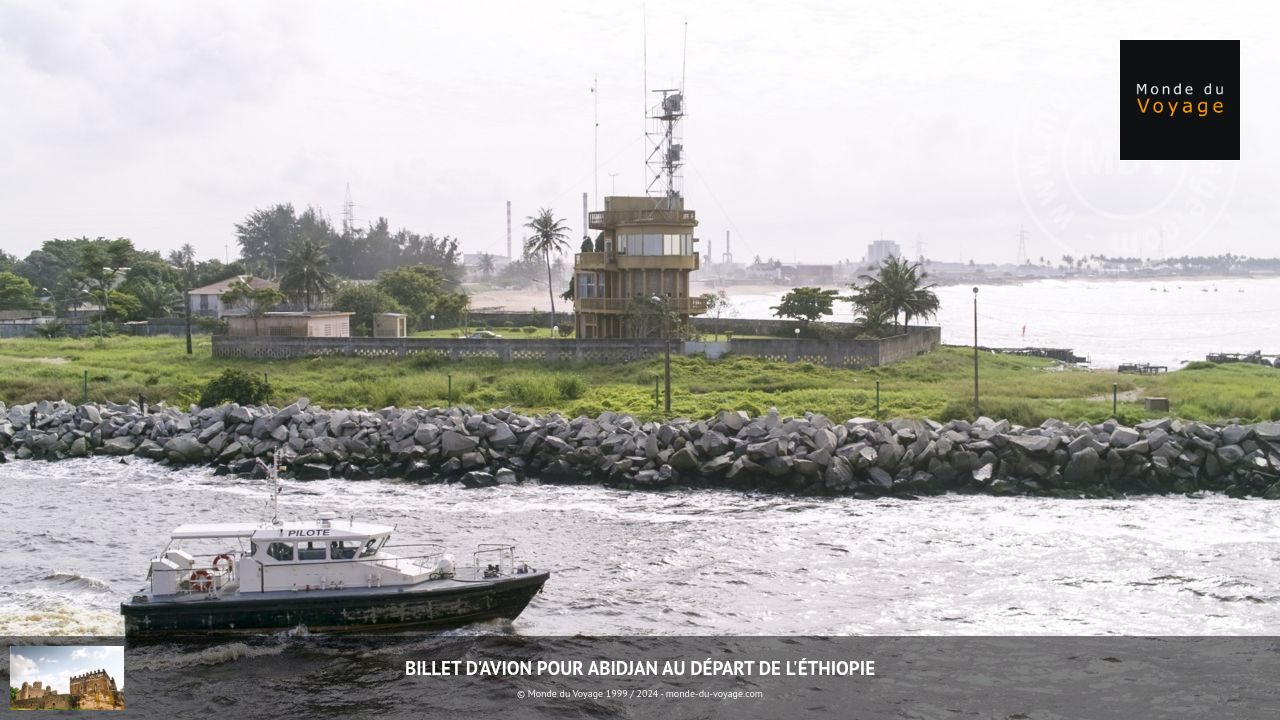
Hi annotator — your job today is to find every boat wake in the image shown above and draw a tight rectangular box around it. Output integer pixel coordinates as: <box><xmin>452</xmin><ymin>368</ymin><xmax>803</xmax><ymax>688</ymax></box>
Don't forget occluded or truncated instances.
<box><xmin>39</xmin><ymin>571</ymin><xmax>114</xmax><ymax>592</ymax></box>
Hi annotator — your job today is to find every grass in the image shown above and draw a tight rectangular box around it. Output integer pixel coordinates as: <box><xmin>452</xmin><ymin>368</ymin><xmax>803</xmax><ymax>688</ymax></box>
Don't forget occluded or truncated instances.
<box><xmin>0</xmin><ymin>336</ymin><xmax>1277</xmax><ymax>425</ymax></box>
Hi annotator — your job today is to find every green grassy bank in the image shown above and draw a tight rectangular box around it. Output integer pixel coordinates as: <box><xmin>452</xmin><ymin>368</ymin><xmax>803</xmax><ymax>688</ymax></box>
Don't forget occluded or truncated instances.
<box><xmin>0</xmin><ymin>336</ymin><xmax>1276</xmax><ymax>425</ymax></box>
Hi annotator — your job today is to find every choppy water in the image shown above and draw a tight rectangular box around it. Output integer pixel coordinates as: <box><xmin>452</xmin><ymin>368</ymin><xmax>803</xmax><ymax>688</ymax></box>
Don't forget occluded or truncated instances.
<box><xmin>728</xmin><ymin>276</ymin><xmax>1280</xmax><ymax>368</ymax></box>
<box><xmin>4</xmin><ymin>458</ymin><xmax>1280</xmax><ymax>637</ymax></box>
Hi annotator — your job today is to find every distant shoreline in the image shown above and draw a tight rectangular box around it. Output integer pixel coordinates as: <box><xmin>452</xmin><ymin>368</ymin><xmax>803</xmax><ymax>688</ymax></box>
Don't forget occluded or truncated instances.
<box><xmin>467</xmin><ymin>273</ymin><xmax>1280</xmax><ymax>312</ymax></box>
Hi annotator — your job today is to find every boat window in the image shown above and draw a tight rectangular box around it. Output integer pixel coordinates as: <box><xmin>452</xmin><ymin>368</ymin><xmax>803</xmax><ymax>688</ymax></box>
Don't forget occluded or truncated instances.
<box><xmin>266</xmin><ymin>542</ymin><xmax>294</xmax><ymax>562</ymax></box>
<box><xmin>330</xmin><ymin>540</ymin><xmax>361</xmax><ymax>560</ymax></box>
<box><xmin>298</xmin><ymin>541</ymin><xmax>326</xmax><ymax>562</ymax></box>
<box><xmin>359</xmin><ymin>537</ymin><xmax>383</xmax><ymax>558</ymax></box>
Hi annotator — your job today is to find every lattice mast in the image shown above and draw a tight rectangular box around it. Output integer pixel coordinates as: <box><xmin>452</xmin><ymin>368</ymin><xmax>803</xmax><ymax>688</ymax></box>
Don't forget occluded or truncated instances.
<box><xmin>645</xmin><ymin>23</ymin><xmax>688</xmax><ymax>203</ymax></box>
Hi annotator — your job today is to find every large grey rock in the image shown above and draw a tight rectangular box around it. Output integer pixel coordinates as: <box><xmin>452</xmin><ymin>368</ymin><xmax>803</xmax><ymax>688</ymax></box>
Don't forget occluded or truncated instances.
<box><xmin>101</xmin><ymin>436</ymin><xmax>137</xmax><ymax>456</ymax></box>
<box><xmin>1110</xmin><ymin>427</ymin><xmax>1140</xmax><ymax>447</ymax></box>
<box><xmin>441</xmin><ymin>430</ymin><xmax>479</xmax><ymax>457</ymax></box>
<box><xmin>670</xmin><ymin>446</ymin><xmax>699</xmax><ymax>471</ymax></box>
<box><xmin>866</xmin><ymin>466</ymin><xmax>894</xmax><ymax>490</ymax></box>
<box><xmin>163</xmin><ymin>435</ymin><xmax>205</xmax><ymax>462</ymax></box>
<box><xmin>1064</xmin><ymin>447</ymin><xmax>1100</xmax><ymax>485</ymax></box>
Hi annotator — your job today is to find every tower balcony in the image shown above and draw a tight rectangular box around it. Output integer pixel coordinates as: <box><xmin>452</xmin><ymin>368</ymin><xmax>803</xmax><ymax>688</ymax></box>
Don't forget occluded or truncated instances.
<box><xmin>574</xmin><ymin>253</ymin><xmax>700</xmax><ymax>271</ymax></box>
<box><xmin>575</xmin><ymin>295</ymin><xmax>709</xmax><ymax>315</ymax></box>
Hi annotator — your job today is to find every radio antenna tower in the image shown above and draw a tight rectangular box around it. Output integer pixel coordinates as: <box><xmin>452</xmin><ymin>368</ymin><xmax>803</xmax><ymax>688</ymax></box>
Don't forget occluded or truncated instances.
<box><xmin>342</xmin><ymin>184</ymin><xmax>357</xmax><ymax>234</ymax></box>
<box><xmin>1016</xmin><ymin>225</ymin><xmax>1029</xmax><ymax>266</ymax></box>
<box><xmin>645</xmin><ymin>23</ymin><xmax>687</xmax><ymax>202</ymax></box>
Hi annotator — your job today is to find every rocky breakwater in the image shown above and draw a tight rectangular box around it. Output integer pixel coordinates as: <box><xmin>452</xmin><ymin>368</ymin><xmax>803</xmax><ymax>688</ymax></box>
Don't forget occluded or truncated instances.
<box><xmin>3</xmin><ymin>399</ymin><xmax>1280</xmax><ymax>499</ymax></box>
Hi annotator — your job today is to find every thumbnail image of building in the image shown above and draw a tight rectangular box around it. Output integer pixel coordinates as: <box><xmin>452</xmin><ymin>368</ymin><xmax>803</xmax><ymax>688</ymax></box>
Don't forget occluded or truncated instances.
<box><xmin>11</xmin><ymin>669</ymin><xmax>124</xmax><ymax>711</ymax></box>
<box><xmin>572</xmin><ymin>195</ymin><xmax>707</xmax><ymax>338</ymax></box>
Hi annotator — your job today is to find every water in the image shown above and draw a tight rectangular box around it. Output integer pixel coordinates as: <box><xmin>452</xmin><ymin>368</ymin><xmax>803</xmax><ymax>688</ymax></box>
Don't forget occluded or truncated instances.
<box><xmin>5</xmin><ymin>458</ymin><xmax>1280</xmax><ymax>637</ymax></box>
<box><xmin>725</xmin><ymin>276</ymin><xmax>1280</xmax><ymax>368</ymax></box>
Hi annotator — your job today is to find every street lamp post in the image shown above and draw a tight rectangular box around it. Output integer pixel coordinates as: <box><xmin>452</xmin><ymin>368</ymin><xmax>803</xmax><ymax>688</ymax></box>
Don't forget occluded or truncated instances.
<box><xmin>652</xmin><ymin>295</ymin><xmax>672</xmax><ymax>415</ymax></box>
<box><xmin>972</xmin><ymin>286</ymin><xmax>980</xmax><ymax>419</ymax></box>
<box><xmin>794</xmin><ymin>326</ymin><xmax>800</xmax><ymax>361</ymax></box>
<box><xmin>430</xmin><ymin>314</ymin><xmax>435</xmax><ymax>332</ymax></box>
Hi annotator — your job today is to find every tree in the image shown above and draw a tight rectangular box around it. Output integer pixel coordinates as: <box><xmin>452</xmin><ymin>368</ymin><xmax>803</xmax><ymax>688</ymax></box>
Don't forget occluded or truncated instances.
<box><xmin>221</xmin><ymin>279</ymin><xmax>284</xmax><ymax>334</ymax></box>
<box><xmin>700</xmin><ymin>290</ymin><xmax>733</xmax><ymax>340</ymax></box>
<box><xmin>0</xmin><ymin>249</ymin><xmax>15</xmax><ymax>273</ymax></box>
<box><xmin>523</xmin><ymin>208</ymin><xmax>571</xmax><ymax>332</ymax></box>
<box><xmin>623</xmin><ymin>295</ymin><xmax>678</xmax><ymax>339</ymax></box>
<box><xmin>375</xmin><ymin>265</ymin><xmax>468</xmax><ymax>329</ymax></box>
<box><xmin>131</xmin><ymin>280</ymin><xmax>182</xmax><ymax>318</ymax></box>
<box><xmin>235</xmin><ymin>204</ymin><xmax>297</xmax><ymax>277</ymax></box>
<box><xmin>167</xmin><ymin>243</ymin><xmax>196</xmax><ymax>268</ymax></box>
<box><xmin>104</xmin><ymin>290</ymin><xmax>142</xmax><ymax>322</ymax></box>
<box><xmin>845</xmin><ymin>256</ymin><xmax>939</xmax><ymax>332</ymax></box>
<box><xmin>772</xmin><ymin>287</ymin><xmax>838</xmax><ymax>325</ymax></box>
<box><xmin>78</xmin><ymin>238</ymin><xmax>135</xmax><ymax>336</ymax></box>
<box><xmin>0</xmin><ymin>272</ymin><xmax>38</xmax><ymax>310</ymax></box>
<box><xmin>279</xmin><ymin>236</ymin><xmax>335</xmax><ymax>310</ymax></box>
<box><xmin>333</xmin><ymin>283</ymin><xmax>403</xmax><ymax>336</ymax></box>
<box><xmin>477</xmin><ymin>252</ymin><xmax>496</xmax><ymax>278</ymax></box>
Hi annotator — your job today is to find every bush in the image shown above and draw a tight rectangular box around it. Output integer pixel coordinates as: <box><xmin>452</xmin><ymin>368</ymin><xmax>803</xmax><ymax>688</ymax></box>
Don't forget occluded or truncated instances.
<box><xmin>85</xmin><ymin>320</ymin><xmax>119</xmax><ymax>337</ymax></box>
<box><xmin>31</xmin><ymin>320</ymin><xmax>66</xmax><ymax>339</ymax></box>
<box><xmin>200</xmin><ymin>368</ymin><xmax>272</xmax><ymax>407</ymax></box>
<box><xmin>555</xmin><ymin>375</ymin><xmax>587</xmax><ymax>400</ymax></box>
<box><xmin>194</xmin><ymin>316</ymin><xmax>228</xmax><ymax>334</ymax></box>
<box><xmin>1183</xmin><ymin>361</ymin><xmax>1217</xmax><ymax>370</ymax></box>
<box><xmin>522</xmin><ymin>326</ymin><xmax>538</xmax><ymax>335</ymax></box>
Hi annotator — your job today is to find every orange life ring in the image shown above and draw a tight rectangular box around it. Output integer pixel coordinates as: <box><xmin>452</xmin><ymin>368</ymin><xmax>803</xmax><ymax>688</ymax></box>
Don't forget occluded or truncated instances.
<box><xmin>189</xmin><ymin>569</ymin><xmax>213</xmax><ymax>593</ymax></box>
<box><xmin>213</xmin><ymin>554</ymin><xmax>234</xmax><ymax>572</ymax></box>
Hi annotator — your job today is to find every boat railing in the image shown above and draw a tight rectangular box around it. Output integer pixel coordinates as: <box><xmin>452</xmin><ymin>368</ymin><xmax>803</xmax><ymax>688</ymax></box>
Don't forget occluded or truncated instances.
<box><xmin>473</xmin><ymin>544</ymin><xmax>518</xmax><ymax>577</ymax></box>
<box><xmin>259</xmin><ymin>550</ymin><xmax>453</xmax><ymax>591</ymax></box>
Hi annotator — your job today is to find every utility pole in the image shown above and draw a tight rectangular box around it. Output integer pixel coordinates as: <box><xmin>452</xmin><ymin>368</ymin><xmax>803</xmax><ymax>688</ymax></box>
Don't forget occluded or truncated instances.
<box><xmin>184</xmin><ymin>290</ymin><xmax>193</xmax><ymax>355</ymax></box>
<box><xmin>653</xmin><ymin>295</ymin><xmax>672</xmax><ymax>415</ymax></box>
<box><xmin>506</xmin><ymin>201</ymin><xmax>512</xmax><ymax>259</ymax></box>
<box><xmin>972</xmin><ymin>287</ymin><xmax>980</xmax><ymax>418</ymax></box>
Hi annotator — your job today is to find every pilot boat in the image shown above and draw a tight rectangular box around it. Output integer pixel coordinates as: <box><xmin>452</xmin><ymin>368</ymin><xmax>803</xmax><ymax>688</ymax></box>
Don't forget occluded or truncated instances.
<box><xmin>121</xmin><ymin>460</ymin><xmax>548</xmax><ymax>638</ymax></box>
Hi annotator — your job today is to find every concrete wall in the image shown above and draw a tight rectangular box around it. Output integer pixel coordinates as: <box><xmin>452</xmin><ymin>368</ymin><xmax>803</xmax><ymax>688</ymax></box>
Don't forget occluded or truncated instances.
<box><xmin>213</xmin><ymin>336</ymin><xmax>674</xmax><ymax>363</ymax></box>
<box><xmin>213</xmin><ymin>327</ymin><xmax>941</xmax><ymax>368</ymax></box>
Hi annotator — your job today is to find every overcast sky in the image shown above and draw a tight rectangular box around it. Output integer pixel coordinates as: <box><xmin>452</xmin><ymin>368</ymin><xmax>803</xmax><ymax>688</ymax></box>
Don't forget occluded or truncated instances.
<box><xmin>2</xmin><ymin>1</ymin><xmax>1276</xmax><ymax>265</ymax></box>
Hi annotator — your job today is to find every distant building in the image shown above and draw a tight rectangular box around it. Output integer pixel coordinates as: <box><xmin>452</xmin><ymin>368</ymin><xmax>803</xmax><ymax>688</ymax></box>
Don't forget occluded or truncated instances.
<box><xmin>188</xmin><ymin>275</ymin><xmax>278</xmax><ymax>317</ymax></box>
<box><xmin>571</xmin><ymin>195</ymin><xmax>707</xmax><ymax>338</ymax></box>
<box><xmin>744</xmin><ymin>259</ymin><xmax>783</xmax><ymax>282</ymax></box>
<box><xmin>865</xmin><ymin>240</ymin><xmax>901</xmax><ymax>268</ymax></box>
<box><xmin>373</xmin><ymin>312</ymin><xmax>408</xmax><ymax>338</ymax></box>
<box><xmin>227</xmin><ymin>311</ymin><xmax>352</xmax><ymax>338</ymax></box>
<box><xmin>782</xmin><ymin>264</ymin><xmax>835</xmax><ymax>285</ymax></box>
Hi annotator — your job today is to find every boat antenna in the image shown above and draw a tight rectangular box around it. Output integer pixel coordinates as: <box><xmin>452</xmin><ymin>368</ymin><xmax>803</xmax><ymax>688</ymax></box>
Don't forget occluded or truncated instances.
<box><xmin>270</xmin><ymin>449</ymin><xmax>283</xmax><ymax>526</ymax></box>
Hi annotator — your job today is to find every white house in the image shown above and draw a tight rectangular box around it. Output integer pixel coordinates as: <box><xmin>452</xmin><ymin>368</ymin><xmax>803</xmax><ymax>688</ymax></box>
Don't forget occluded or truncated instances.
<box><xmin>188</xmin><ymin>275</ymin><xmax>277</xmax><ymax>317</ymax></box>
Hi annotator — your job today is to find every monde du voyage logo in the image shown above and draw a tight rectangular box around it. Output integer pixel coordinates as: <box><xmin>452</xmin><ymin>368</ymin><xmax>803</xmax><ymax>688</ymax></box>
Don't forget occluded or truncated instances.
<box><xmin>1120</xmin><ymin>40</ymin><xmax>1239</xmax><ymax>160</ymax></box>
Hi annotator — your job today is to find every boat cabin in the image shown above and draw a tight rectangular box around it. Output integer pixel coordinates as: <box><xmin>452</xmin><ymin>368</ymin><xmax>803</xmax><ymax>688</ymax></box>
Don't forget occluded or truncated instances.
<box><xmin>147</xmin><ymin>511</ymin><xmax>444</xmax><ymax>597</ymax></box>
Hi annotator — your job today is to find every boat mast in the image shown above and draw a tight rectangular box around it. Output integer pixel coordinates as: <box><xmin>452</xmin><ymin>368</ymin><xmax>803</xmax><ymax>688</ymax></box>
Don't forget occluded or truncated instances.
<box><xmin>269</xmin><ymin>449</ymin><xmax>283</xmax><ymax>526</ymax></box>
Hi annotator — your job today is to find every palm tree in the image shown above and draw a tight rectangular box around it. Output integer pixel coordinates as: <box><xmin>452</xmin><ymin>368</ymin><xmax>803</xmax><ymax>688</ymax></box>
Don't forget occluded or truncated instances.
<box><xmin>279</xmin><ymin>237</ymin><xmax>335</xmax><ymax>310</ymax></box>
<box><xmin>167</xmin><ymin>244</ymin><xmax>196</xmax><ymax>268</ymax></box>
<box><xmin>478</xmin><ymin>252</ymin><xmax>496</xmax><ymax>278</ymax></box>
<box><xmin>523</xmin><ymin>208</ymin><xmax>571</xmax><ymax>331</ymax></box>
<box><xmin>132</xmin><ymin>280</ymin><xmax>182</xmax><ymax>318</ymax></box>
<box><xmin>847</xmin><ymin>256</ymin><xmax>939</xmax><ymax>332</ymax></box>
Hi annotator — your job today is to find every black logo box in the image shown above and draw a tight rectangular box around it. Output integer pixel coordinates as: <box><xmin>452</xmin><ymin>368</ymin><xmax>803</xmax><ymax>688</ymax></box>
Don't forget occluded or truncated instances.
<box><xmin>1120</xmin><ymin>39</ymin><xmax>1239</xmax><ymax>160</ymax></box>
